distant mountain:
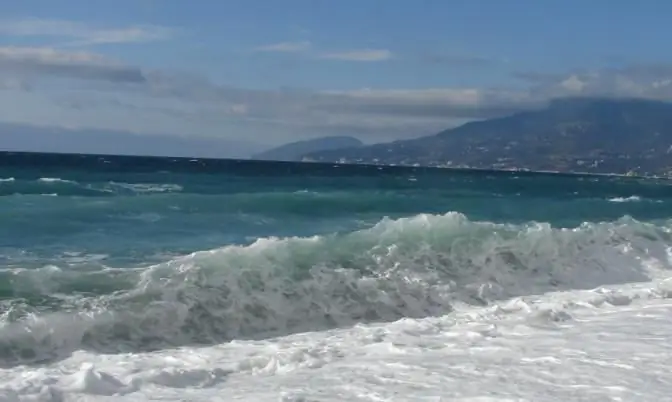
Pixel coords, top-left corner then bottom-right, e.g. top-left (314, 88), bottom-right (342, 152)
top-left (303, 98), bottom-right (672, 177)
top-left (253, 136), bottom-right (363, 161)
top-left (0, 123), bottom-right (264, 159)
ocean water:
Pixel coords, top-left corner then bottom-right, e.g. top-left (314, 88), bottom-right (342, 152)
top-left (1, 151), bottom-right (672, 401)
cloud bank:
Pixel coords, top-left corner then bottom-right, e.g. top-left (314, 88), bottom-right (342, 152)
top-left (2, 43), bottom-right (672, 147)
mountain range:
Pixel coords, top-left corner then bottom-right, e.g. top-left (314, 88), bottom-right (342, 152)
top-left (300, 98), bottom-right (672, 177)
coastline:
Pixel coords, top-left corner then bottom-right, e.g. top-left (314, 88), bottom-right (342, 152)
top-left (1, 150), bottom-right (668, 181)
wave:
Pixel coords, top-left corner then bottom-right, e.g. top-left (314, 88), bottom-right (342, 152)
top-left (608, 195), bottom-right (642, 202)
top-left (107, 182), bottom-right (183, 194)
top-left (38, 177), bottom-right (77, 184)
top-left (1, 212), bottom-right (671, 366)
top-left (0, 178), bottom-right (184, 197)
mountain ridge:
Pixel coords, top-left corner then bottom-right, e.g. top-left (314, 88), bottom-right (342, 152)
top-left (303, 97), bottom-right (672, 177)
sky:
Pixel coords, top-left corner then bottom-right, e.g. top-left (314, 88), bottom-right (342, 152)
top-left (1, 0), bottom-right (672, 157)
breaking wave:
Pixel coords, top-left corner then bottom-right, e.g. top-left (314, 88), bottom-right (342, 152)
top-left (608, 195), bottom-right (642, 202)
top-left (1, 212), bottom-right (671, 366)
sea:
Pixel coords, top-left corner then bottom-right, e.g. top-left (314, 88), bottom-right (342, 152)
top-left (1, 151), bottom-right (672, 401)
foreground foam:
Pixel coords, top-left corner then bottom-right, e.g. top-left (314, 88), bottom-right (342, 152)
top-left (1, 212), bottom-right (671, 365)
top-left (1, 279), bottom-right (672, 401)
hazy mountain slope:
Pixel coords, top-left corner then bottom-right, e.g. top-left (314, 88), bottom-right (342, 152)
top-left (304, 98), bottom-right (672, 176)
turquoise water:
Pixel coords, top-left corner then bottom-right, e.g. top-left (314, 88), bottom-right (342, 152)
top-left (1, 151), bottom-right (671, 365)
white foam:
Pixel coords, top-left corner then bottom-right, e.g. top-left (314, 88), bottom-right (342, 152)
top-left (107, 182), bottom-right (183, 193)
top-left (1, 279), bottom-right (671, 401)
top-left (37, 178), bottom-right (76, 184)
top-left (608, 195), bottom-right (641, 202)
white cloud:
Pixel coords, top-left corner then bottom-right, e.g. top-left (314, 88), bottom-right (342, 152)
top-left (517, 65), bottom-right (672, 100)
top-left (560, 75), bottom-right (586, 92)
top-left (318, 49), bottom-right (393, 62)
top-left (254, 41), bottom-right (312, 53)
top-left (0, 18), bottom-right (173, 46)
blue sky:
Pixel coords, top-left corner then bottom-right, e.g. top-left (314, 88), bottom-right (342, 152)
top-left (1, 0), bottom-right (671, 156)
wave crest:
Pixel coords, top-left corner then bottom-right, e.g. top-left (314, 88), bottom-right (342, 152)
top-left (1, 212), bottom-right (671, 365)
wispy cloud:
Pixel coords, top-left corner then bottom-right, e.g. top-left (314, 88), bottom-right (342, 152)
top-left (318, 49), bottom-right (393, 62)
top-left (253, 42), bottom-right (393, 63)
top-left (420, 53), bottom-right (499, 67)
top-left (0, 47), bottom-right (145, 83)
top-left (254, 41), bottom-right (312, 53)
top-left (0, 18), bottom-right (173, 46)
